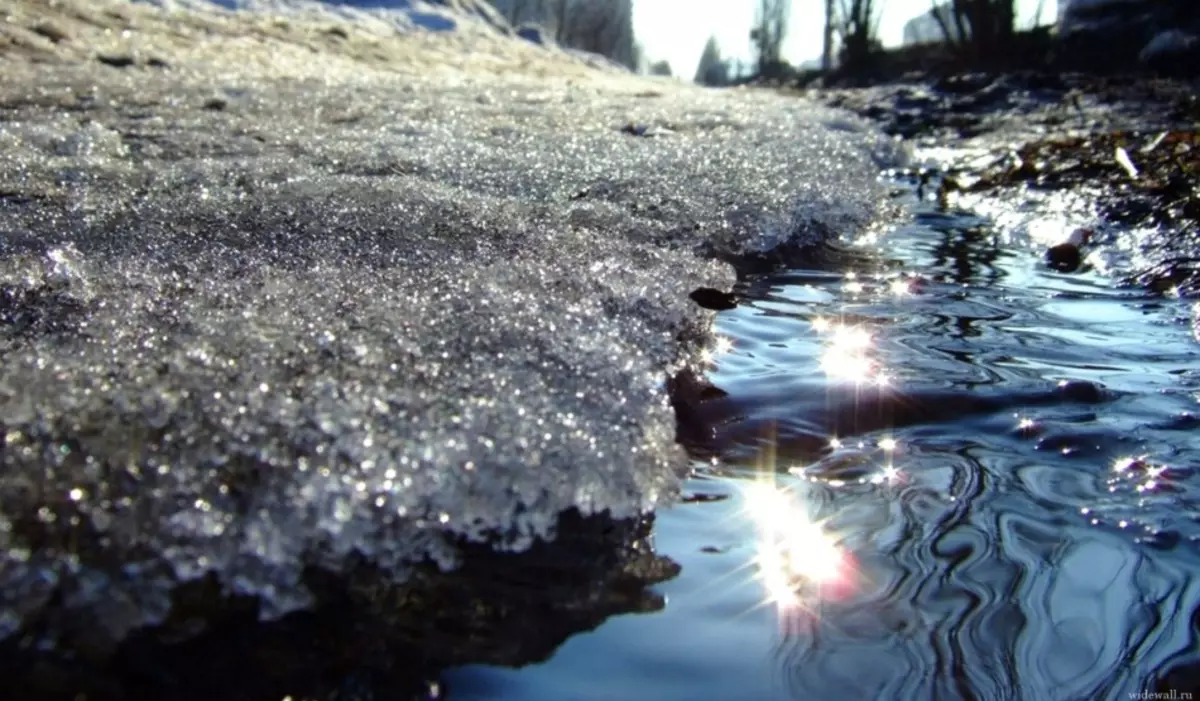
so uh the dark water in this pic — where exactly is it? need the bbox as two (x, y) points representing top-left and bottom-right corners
(445, 176), (1200, 699)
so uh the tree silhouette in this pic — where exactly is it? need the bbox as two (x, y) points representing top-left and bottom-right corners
(695, 36), (728, 85)
(751, 0), (791, 75)
(488, 0), (637, 69)
(930, 0), (1015, 62)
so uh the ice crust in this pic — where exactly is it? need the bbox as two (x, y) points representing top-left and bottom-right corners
(130, 0), (510, 34)
(0, 0), (903, 647)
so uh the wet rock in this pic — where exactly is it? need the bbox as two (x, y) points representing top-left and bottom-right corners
(667, 369), (732, 454)
(1045, 243), (1082, 272)
(620, 123), (660, 137)
(1055, 379), (1108, 404)
(1151, 412), (1200, 431)
(1138, 528), (1182, 551)
(1045, 228), (1093, 273)
(681, 491), (729, 504)
(689, 287), (738, 311)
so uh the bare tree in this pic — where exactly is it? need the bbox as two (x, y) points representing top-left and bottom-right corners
(751, 0), (791, 75)
(558, 0), (636, 68)
(491, 0), (546, 28)
(931, 0), (1015, 60)
(835, 0), (883, 75)
(928, 2), (964, 45)
(1027, 0), (1048, 29)
(549, 0), (569, 43)
(822, 0), (835, 71)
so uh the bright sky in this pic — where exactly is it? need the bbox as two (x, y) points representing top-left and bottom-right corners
(634, 0), (1059, 78)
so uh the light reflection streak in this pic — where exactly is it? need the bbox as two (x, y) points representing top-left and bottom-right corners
(1112, 454), (1172, 494)
(813, 320), (885, 384)
(699, 334), (735, 367)
(1192, 302), (1200, 343)
(739, 479), (856, 631)
(871, 464), (904, 485)
(731, 263), (917, 632)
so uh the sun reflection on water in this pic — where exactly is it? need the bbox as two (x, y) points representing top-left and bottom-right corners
(813, 320), (887, 384)
(740, 480), (856, 629)
(699, 334), (735, 366)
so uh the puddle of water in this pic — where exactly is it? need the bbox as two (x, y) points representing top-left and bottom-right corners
(444, 177), (1200, 700)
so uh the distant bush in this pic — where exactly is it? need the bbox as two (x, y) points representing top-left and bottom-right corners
(647, 60), (673, 77)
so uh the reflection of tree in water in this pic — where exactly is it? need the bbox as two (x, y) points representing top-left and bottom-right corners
(926, 217), (1005, 341)
(929, 221), (1004, 286)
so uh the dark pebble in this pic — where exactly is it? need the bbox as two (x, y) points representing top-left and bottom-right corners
(681, 492), (730, 504)
(32, 21), (70, 43)
(1056, 379), (1106, 403)
(1045, 242), (1082, 272)
(689, 287), (737, 311)
(96, 54), (136, 68)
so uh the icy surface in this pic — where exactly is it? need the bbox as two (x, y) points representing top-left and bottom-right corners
(0, 0), (902, 646)
(130, 0), (508, 33)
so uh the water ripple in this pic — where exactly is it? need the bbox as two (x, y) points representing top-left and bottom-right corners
(447, 172), (1200, 701)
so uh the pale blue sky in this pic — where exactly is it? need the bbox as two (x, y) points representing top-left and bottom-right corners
(634, 0), (1059, 77)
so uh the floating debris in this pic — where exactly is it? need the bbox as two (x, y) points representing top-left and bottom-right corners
(1115, 145), (1139, 179)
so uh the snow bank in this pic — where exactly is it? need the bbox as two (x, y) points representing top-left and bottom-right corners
(0, 0), (903, 653)
(130, 0), (509, 33)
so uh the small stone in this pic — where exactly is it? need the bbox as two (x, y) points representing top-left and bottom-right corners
(1045, 228), (1093, 273)
(689, 287), (737, 311)
(96, 53), (136, 68)
(31, 21), (69, 43)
